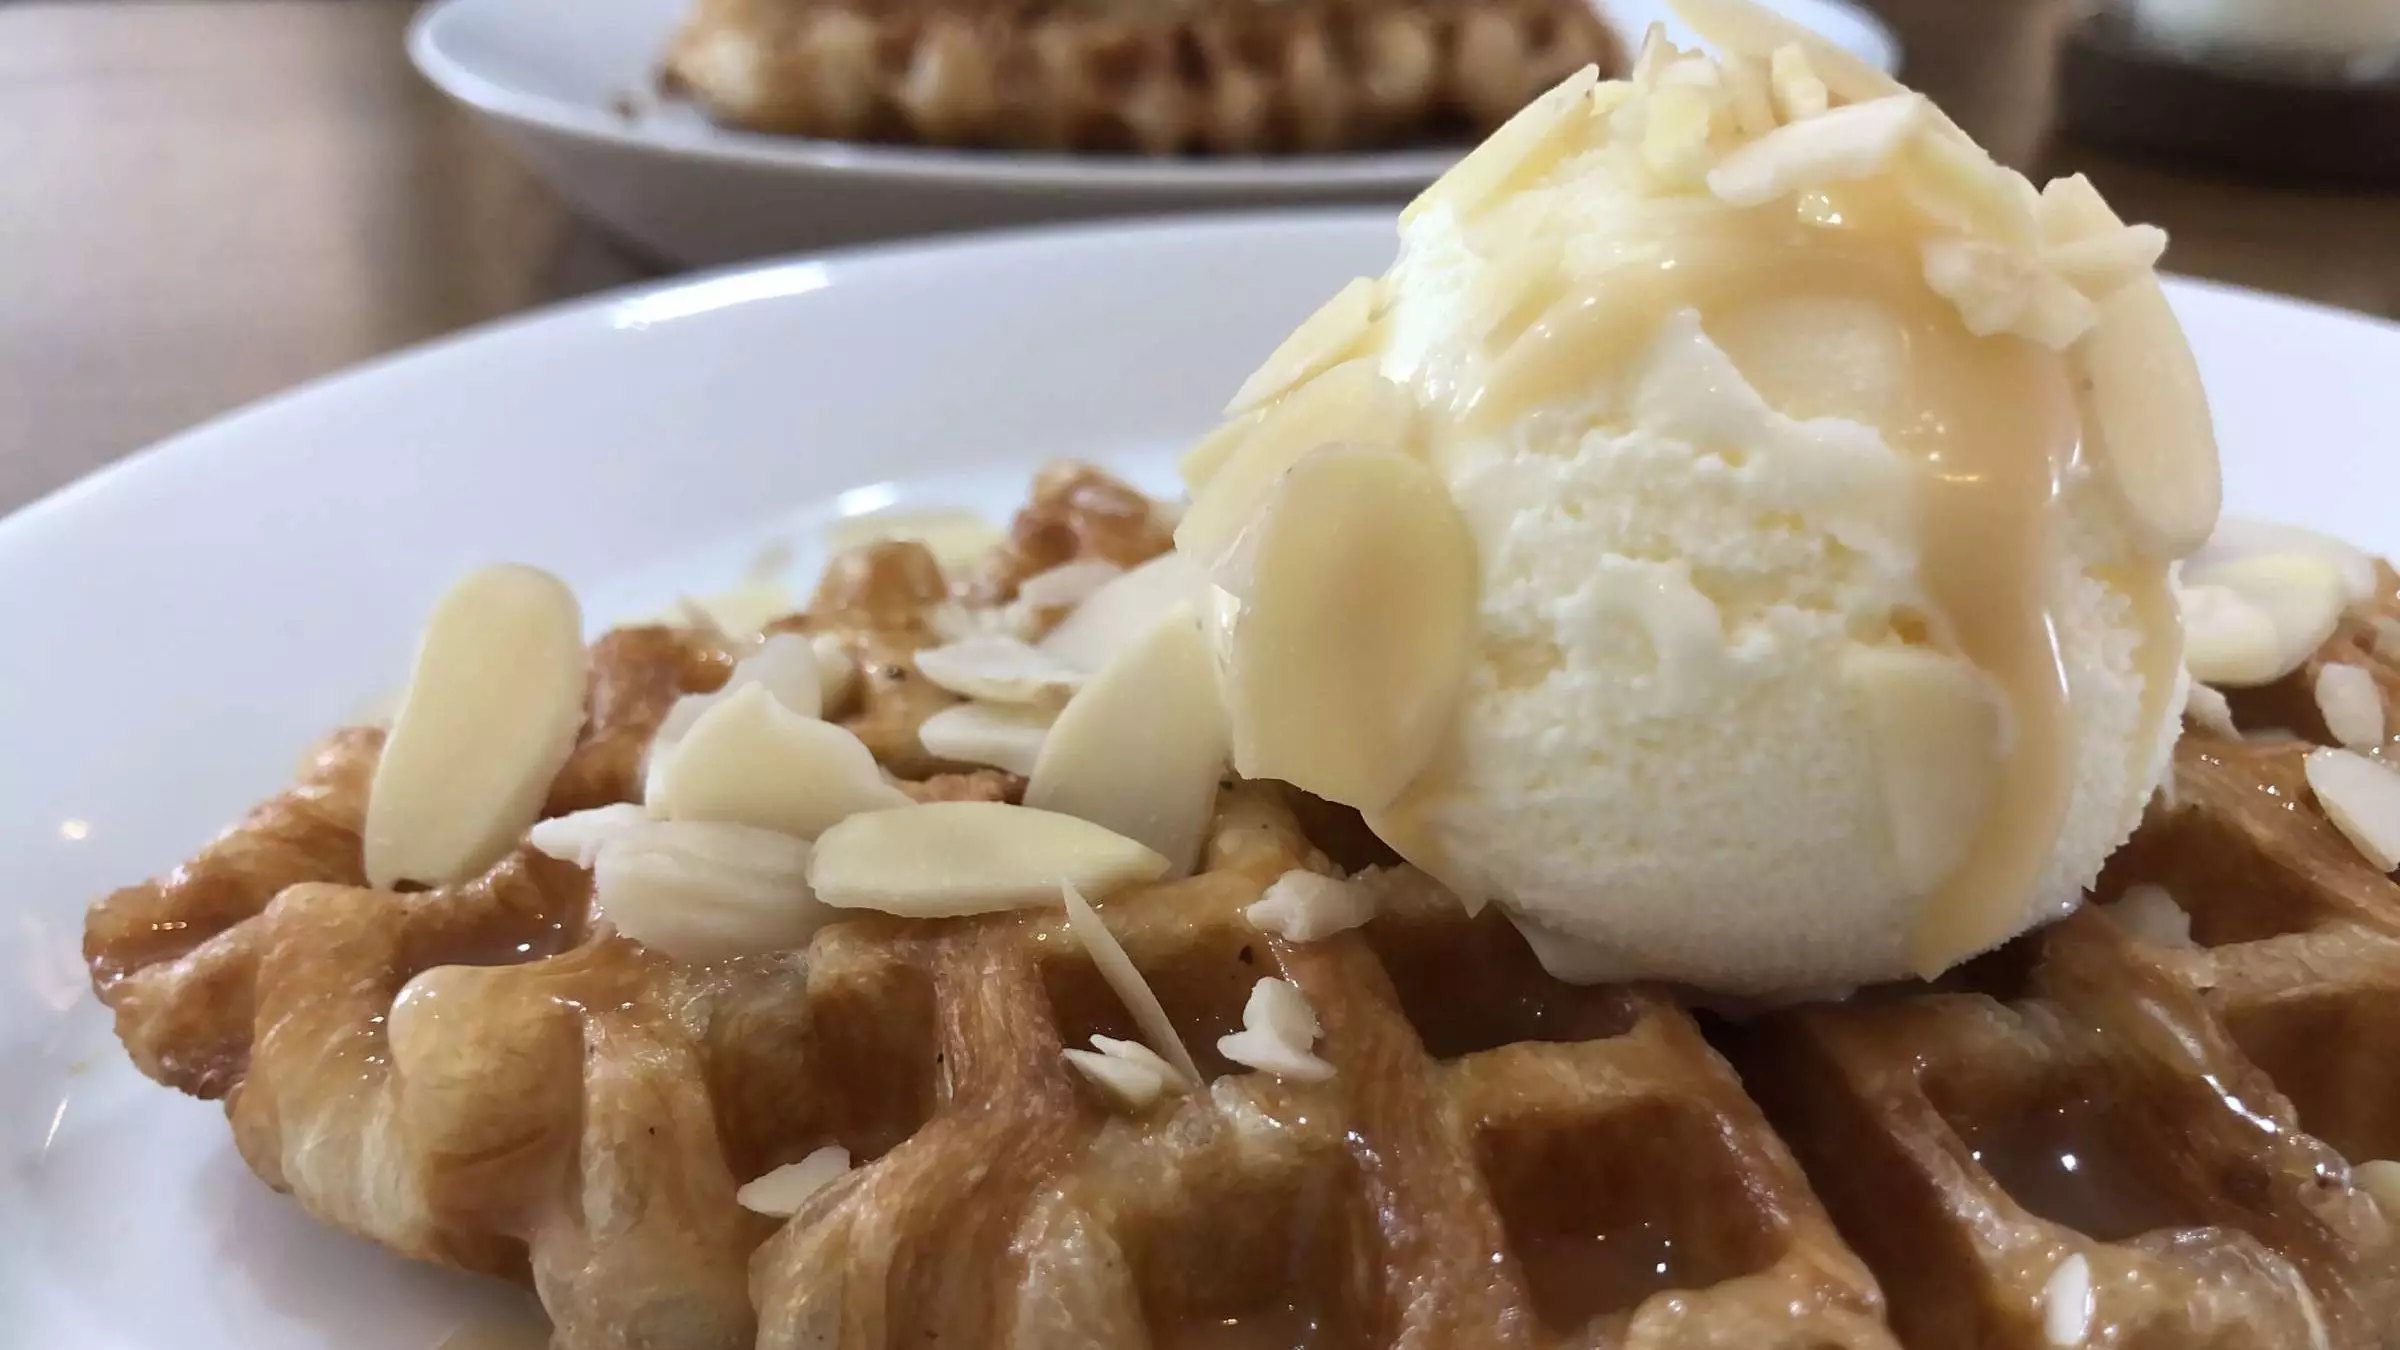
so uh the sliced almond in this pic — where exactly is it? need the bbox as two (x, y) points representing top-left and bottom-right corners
(1767, 43), (1828, 122)
(2183, 680), (2238, 738)
(655, 632), (827, 752)
(1179, 412), (1264, 494)
(526, 803), (651, 870)
(1012, 559), (1125, 620)
(1464, 231), (1564, 349)
(2354, 1159), (2400, 1217)
(1721, 54), (1776, 138)
(1667, 0), (1906, 104)
(1245, 870), (1376, 942)
(1224, 278), (1380, 416)
(1892, 129), (2038, 249)
(2046, 224), (2168, 301)
(1176, 359), (1421, 568)
(2317, 664), (2386, 751)
(1399, 63), (1599, 227)
(2106, 883), (2196, 948)
(1217, 977), (1335, 1083)
(2305, 747), (2400, 872)
(737, 1145), (852, 1217)
(2192, 554), (2350, 687)
(1063, 1041), (1171, 1111)
(591, 818), (829, 962)
(1844, 646), (2003, 896)
(825, 507), (1003, 575)
(2375, 618), (2400, 663)
(2073, 272), (2222, 560)
(913, 633), (1088, 705)
(1641, 83), (1719, 186)
(1920, 236), (2097, 349)
(2035, 172), (2121, 247)
(1039, 551), (1210, 673)
(1062, 882), (1202, 1087)
(917, 702), (1055, 776)
(1208, 444), (1477, 812)
(681, 577), (800, 641)
(2190, 519), (2378, 606)
(1705, 93), (1925, 208)
(2179, 583), (2287, 688)
(2041, 1253), (2093, 1348)
(365, 565), (588, 890)
(1027, 606), (1229, 879)
(812, 633), (862, 715)
(650, 684), (911, 837)
(808, 802), (1169, 915)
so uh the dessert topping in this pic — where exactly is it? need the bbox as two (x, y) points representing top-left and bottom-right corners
(1062, 1035), (1189, 1111)
(2315, 663), (2385, 752)
(1205, 443), (1477, 812)
(808, 802), (1168, 914)
(2305, 747), (2400, 872)
(1244, 870), (1376, 943)
(1062, 882), (1202, 1088)
(649, 684), (911, 838)
(1026, 606), (1229, 878)
(365, 565), (587, 890)
(1217, 978), (1335, 1082)
(916, 702), (1054, 776)
(737, 1145), (852, 1217)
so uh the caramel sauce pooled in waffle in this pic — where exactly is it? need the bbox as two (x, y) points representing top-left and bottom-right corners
(662, 0), (1623, 154)
(82, 467), (2400, 1348)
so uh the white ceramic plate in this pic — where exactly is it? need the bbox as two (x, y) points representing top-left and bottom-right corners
(6, 212), (2398, 1349)
(407, 0), (1899, 265)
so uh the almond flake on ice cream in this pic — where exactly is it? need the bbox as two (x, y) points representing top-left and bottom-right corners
(736, 1145), (852, 1217)
(1704, 94), (1927, 209)
(1061, 883), (1203, 1088)
(365, 565), (588, 891)
(1062, 1034), (1189, 1111)
(2316, 663), (2385, 752)
(807, 802), (1168, 915)
(2305, 748), (2400, 872)
(1224, 277), (1380, 415)
(1244, 870), (1376, 942)
(1217, 977), (1335, 1083)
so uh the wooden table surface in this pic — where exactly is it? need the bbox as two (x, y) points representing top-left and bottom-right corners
(2, 0), (2395, 515)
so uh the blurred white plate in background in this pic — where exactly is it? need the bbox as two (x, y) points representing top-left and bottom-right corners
(408, 0), (1900, 265)
(9, 211), (2394, 1349)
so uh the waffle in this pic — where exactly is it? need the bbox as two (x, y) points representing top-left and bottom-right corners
(82, 465), (2400, 1348)
(1736, 575), (2400, 1348)
(661, 0), (1623, 155)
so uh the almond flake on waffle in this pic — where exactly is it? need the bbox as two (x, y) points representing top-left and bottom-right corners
(662, 0), (1624, 156)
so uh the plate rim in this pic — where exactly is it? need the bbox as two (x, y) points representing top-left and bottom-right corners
(9, 207), (2397, 552)
(405, 0), (1900, 192)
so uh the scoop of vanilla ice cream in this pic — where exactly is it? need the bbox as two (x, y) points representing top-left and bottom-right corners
(1181, 14), (2214, 995)
(1377, 248), (2173, 991)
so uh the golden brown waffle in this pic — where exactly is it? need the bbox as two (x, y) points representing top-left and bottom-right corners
(1737, 574), (2400, 1348)
(83, 462), (2400, 1347)
(662, 0), (1623, 155)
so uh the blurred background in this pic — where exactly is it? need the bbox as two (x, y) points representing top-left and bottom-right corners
(2, 0), (2395, 515)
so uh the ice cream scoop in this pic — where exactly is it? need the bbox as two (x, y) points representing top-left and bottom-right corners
(1177, 0), (2220, 993)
